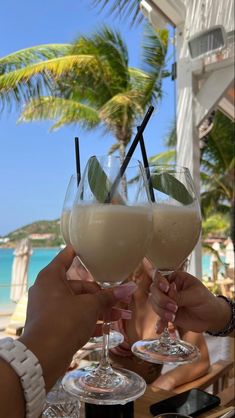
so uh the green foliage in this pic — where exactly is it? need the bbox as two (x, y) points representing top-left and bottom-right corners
(200, 111), (234, 218)
(202, 213), (230, 238)
(3, 220), (64, 248)
(92, 0), (142, 25)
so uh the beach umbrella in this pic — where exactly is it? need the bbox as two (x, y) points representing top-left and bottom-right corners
(10, 239), (32, 303)
(225, 238), (234, 269)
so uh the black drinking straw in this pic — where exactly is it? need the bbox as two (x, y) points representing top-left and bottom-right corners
(137, 126), (155, 202)
(106, 105), (154, 202)
(74, 137), (81, 187)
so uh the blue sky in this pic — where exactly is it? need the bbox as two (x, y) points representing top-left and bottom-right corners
(0, 0), (175, 236)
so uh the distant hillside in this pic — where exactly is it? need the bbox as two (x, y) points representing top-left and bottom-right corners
(2, 219), (64, 247)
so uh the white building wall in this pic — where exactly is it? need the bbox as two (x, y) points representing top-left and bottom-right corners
(176, 0), (234, 278)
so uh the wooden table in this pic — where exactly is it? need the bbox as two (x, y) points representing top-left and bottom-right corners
(134, 386), (234, 418)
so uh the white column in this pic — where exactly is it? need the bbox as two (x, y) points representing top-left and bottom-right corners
(175, 24), (202, 279)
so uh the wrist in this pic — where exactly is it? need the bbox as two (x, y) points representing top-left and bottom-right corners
(0, 338), (46, 418)
(19, 321), (73, 391)
(206, 295), (234, 336)
(0, 357), (25, 418)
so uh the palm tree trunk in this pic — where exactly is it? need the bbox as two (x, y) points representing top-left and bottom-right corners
(118, 140), (127, 197)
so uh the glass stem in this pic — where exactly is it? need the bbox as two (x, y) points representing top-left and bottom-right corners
(160, 327), (173, 344)
(158, 270), (174, 344)
(98, 318), (113, 374)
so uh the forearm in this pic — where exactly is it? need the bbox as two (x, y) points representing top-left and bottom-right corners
(19, 321), (74, 392)
(0, 358), (25, 418)
(152, 358), (210, 391)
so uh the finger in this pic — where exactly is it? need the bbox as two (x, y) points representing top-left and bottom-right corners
(68, 279), (100, 295)
(35, 246), (76, 287)
(168, 282), (177, 301)
(98, 282), (137, 311)
(111, 307), (132, 321)
(149, 293), (171, 318)
(49, 245), (76, 272)
(155, 318), (167, 334)
(150, 282), (172, 308)
(154, 272), (170, 293)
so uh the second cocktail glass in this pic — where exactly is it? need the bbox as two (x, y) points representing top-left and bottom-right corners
(132, 164), (202, 364)
(62, 155), (153, 404)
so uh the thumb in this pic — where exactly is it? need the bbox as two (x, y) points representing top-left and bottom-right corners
(168, 282), (177, 302)
(97, 282), (137, 310)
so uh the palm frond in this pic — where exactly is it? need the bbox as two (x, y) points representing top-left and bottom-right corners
(0, 55), (102, 111)
(100, 91), (143, 119)
(19, 97), (100, 130)
(0, 44), (71, 74)
(72, 28), (130, 94)
(92, 0), (142, 25)
(141, 26), (168, 75)
(108, 142), (120, 155)
(128, 67), (161, 105)
(149, 149), (176, 165)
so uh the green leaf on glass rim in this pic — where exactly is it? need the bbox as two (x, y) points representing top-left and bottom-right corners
(151, 172), (194, 205)
(88, 157), (110, 202)
(87, 157), (125, 204)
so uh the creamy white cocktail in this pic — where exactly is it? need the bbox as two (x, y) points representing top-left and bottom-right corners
(60, 209), (71, 245)
(70, 203), (152, 286)
(147, 203), (201, 271)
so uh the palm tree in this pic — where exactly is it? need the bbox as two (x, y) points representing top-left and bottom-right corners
(200, 111), (234, 218)
(200, 111), (235, 247)
(92, 0), (142, 25)
(0, 26), (169, 160)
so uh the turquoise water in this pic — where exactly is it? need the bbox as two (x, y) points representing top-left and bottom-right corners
(0, 248), (215, 311)
(0, 248), (59, 311)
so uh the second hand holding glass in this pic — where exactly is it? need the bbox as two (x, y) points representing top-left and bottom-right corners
(132, 164), (202, 364)
(62, 155), (153, 404)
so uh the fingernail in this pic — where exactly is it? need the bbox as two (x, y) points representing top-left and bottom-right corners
(165, 312), (175, 322)
(113, 281), (137, 299)
(159, 281), (169, 293)
(166, 302), (178, 313)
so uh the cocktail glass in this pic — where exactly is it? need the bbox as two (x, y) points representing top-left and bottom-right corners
(60, 174), (124, 350)
(62, 155), (153, 404)
(132, 165), (201, 364)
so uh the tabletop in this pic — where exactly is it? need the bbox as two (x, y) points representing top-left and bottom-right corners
(134, 386), (234, 418)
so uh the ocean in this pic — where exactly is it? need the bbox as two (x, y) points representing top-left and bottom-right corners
(0, 248), (59, 312)
(0, 248), (215, 312)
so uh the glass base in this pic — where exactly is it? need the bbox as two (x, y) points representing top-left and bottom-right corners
(62, 365), (146, 405)
(83, 331), (124, 350)
(131, 338), (200, 365)
(42, 377), (80, 417)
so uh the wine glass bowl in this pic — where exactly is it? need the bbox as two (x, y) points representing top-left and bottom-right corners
(63, 155), (153, 404)
(132, 164), (202, 364)
(60, 174), (79, 245)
